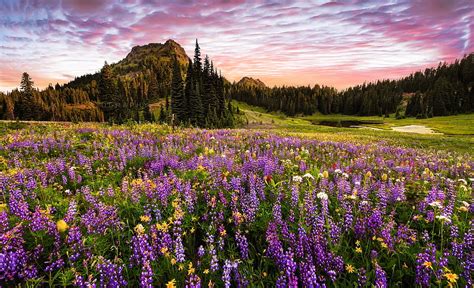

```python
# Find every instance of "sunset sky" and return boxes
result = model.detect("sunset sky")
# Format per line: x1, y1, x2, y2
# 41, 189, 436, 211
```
0, 0, 473, 92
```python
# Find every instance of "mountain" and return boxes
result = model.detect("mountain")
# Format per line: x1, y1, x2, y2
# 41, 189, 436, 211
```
0, 39, 195, 122
237, 77, 266, 89
66, 39, 190, 89
113, 39, 190, 76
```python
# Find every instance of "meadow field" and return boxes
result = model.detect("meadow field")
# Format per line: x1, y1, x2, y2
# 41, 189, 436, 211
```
0, 121, 472, 287
235, 101, 474, 156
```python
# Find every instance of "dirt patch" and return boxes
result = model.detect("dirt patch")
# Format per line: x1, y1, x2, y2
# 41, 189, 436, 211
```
391, 125, 441, 134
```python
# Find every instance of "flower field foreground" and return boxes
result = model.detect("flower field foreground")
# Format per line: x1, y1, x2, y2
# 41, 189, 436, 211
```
0, 124, 473, 287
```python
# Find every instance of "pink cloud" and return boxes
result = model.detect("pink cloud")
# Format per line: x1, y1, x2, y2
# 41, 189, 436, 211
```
0, 0, 472, 92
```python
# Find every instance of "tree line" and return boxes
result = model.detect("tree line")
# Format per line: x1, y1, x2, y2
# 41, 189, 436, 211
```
2, 49, 472, 122
0, 73, 104, 122
229, 53, 474, 117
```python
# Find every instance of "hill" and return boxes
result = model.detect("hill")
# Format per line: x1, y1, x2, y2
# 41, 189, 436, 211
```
236, 77, 266, 89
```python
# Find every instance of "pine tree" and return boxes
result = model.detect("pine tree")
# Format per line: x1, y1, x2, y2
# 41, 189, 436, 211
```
99, 62, 119, 122
16, 72, 36, 120
148, 72, 159, 101
193, 39, 202, 79
171, 57, 185, 123
193, 39, 204, 126
217, 72, 225, 116
202, 55, 212, 119
185, 60, 202, 126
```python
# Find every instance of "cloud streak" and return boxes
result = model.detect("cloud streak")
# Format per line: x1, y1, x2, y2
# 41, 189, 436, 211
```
0, 0, 472, 91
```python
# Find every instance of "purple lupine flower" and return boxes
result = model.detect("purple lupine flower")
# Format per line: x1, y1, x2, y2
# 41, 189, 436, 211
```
374, 263, 387, 288
74, 274, 97, 288
64, 200, 78, 224
415, 244, 437, 287
97, 258, 127, 287
235, 231, 249, 260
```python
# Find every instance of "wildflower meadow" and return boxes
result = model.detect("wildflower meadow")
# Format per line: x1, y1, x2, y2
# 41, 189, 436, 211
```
0, 124, 472, 287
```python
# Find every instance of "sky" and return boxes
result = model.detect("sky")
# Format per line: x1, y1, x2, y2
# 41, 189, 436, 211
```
0, 0, 473, 92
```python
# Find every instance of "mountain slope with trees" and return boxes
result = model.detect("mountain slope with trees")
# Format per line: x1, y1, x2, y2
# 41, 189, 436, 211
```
0, 39, 234, 127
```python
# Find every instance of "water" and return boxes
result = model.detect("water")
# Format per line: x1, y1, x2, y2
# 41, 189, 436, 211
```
315, 120, 383, 128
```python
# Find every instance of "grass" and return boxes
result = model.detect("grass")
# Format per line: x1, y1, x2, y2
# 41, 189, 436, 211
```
233, 101, 474, 155
302, 113, 474, 135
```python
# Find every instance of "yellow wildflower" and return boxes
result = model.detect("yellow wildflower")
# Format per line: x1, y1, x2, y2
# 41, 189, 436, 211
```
203, 269, 209, 274
0, 203, 8, 212
178, 264, 184, 271
458, 206, 468, 212
170, 258, 177, 265
355, 247, 362, 253
56, 220, 69, 233
166, 279, 177, 288
140, 215, 151, 222
346, 264, 355, 273
365, 171, 372, 178
134, 224, 145, 235
422, 261, 432, 269
188, 266, 195, 275
322, 170, 329, 178
156, 222, 169, 232
381, 173, 388, 181
444, 273, 458, 283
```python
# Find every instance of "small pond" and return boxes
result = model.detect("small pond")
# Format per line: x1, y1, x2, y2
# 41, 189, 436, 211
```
314, 120, 383, 128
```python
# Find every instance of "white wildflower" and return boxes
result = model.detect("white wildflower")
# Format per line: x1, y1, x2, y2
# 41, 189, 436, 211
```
345, 194, 357, 200
316, 192, 328, 200
302, 173, 314, 180
429, 201, 443, 209
458, 179, 467, 185
293, 176, 303, 183
435, 215, 451, 223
